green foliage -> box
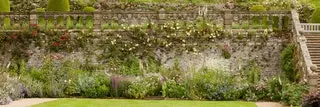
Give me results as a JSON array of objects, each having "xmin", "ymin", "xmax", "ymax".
[
  {"xmin": 83, "ymin": 6, "xmax": 95, "ymax": 12},
  {"xmin": 16, "ymin": 58, "xmax": 111, "ymax": 98},
  {"xmin": 242, "ymin": 61, "xmax": 261, "ymax": 84},
  {"xmin": 0, "ymin": 71, "xmax": 22, "ymax": 105},
  {"xmin": 82, "ymin": 75, "xmax": 110, "ymax": 98},
  {"xmin": 266, "ymin": 77, "xmax": 283, "ymax": 101},
  {"xmin": 0, "ymin": 0, "xmax": 10, "ymax": 30},
  {"xmin": 0, "ymin": 0, "xmax": 10, "ymax": 12},
  {"xmin": 162, "ymin": 80, "xmax": 186, "ymax": 98},
  {"xmin": 280, "ymin": 45, "xmax": 298, "ymax": 82},
  {"xmin": 127, "ymin": 79, "xmax": 149, "ymax": 99},
  {"xmin": 160, "ymin": 59, "xmax": 183, "ymax": 81},
  {"xmin": 298, "ymin": 3, "xmax": 314, "ymax": 23},
  {"xmin": 35, "ymin": 8, "xmax": 46, "ymax": 12},
  {"xmin": 70, "ymin": 0, "xmax": 96, "ymax": 11},
  {"xmin": 311, "ymin": 8, "xmax": 320, "ymax": 23},
  {"xmin": 11, "ymin": 0, "xmax": 47, "ymax": 12},
  {"xmin": 20, "ymin": 75, "xmax": 44, "ymax": 98},
  {"xmin": 108, "ymin": 56, "xmax": 142, "ymax": 76},
  {"xmin": 281, "ymin": 83, "xmax": 308, "ymax": 106},
  {"xmin": 186, "ymin": 68, "xmax": 241, "ymax": 100},
  {"xmin": 250, "ymin": 5, "xmax": 267, "ymax": 26},
  {"xmin": 47, "ymin": 0, "xmax": 70, "ymax": 12},
  {"xmin": 81, "ymin": 6, "xmax": 95, "ymax": 28},
  {"xmin": 127, "ymin": 75, "xmax": 161, "ymax": 99},
  {"xmin": 218, "ymin": 44, "xmax": 231, "ymax": 59},
  {"xmin": 250, "ymin": 5, "xmax": 266, "ymax": 11}
]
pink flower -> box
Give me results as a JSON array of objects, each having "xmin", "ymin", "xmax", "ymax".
[
  {"xmin": 53, "ymin": 42, "xmax": 59, "ymax": 47},
  {"xmin": 32, "ymin": 31, "xmax": 37, "ymax": 37},
  {"xmin": 10, "ymin": 35, "xmax": 17, "ymax": 39}
]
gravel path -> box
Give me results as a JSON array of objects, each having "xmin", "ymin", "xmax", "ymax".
[
  {"xmin": 0, "ymin": 98, "xmax": 56, "ymax": 107},
  {"xmin": 256, "ymin": 102, "xmax": 284, "ymax": 107}
]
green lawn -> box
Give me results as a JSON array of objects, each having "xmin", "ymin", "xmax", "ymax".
[{"xmin": 32, "ymin": 99, "xmax": 257, "ymax": 107}]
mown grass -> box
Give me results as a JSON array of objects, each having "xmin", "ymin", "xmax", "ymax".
[{"xmin": 32, "ymin": 99, "xmax": 257, "ymax": 107}]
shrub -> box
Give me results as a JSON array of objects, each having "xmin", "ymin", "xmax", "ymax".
[
  {"xmin": 250, "ymin": 5, "xmax": 267, "ymax": 27},
  {"xmin": 0, "ymin": 0, "xmax": 10, "ymax": 12},
  {"xmin": 81, "ymin": 74, "xmax": 110, "ymax": 98},
  {"xmin": 127, "ymin": 75, "xmax": 161, "ymax": 99},
  {"xmin": 266, "ymin": 77, "xmax": 283, "ymax": 101},
  {"xmin": 242, "ymin": 61, "xmax": 261, "ymax": 84},
  {"xmin": 20, "ymin": 75, "xmax": 44, "ymax": 98},
  {"xmin": 110, "ymin": 76, "xmax": 132, "ymax": 97},
  {"xmin": 82, "ymin": 6, "xmax": 95, "ymax": 28},
  {"xmin": 127, "ymin": 78, "xmax": 149, "ymax": 99},
  {"xmin": 250, "ymin": 5, "xmax": 266, "ymax": 11},
  {"xmin": 11, "ymin": 0, "xmax": 47, "ymax": 12},
  {"xmin": 302, "ymin": 91, "xmax": 320, "ymax": 107},
  {"xmin": 244, "ymin": 82, "xmax": 268, "ymax": 101},
  {"xmin": 0, "ymin": 0, "xmax": 10, "ymax": 29},
  {"xmin": 108, "ymin": 56, "xmax": 142, "ymax": 76},
  {"xmin": 47, "ymin": 0, "xmax": 70, "ymax": 12},
  {"xmin": 162, "ymin": 80, "xmax": 186, "ymax": 98},
  {"xmin": 0, "ymin": 72, "xmax": 23, "ymax": 105},
  {"xmin": 160, "ymin": 59, "xmax": 183, "ymax": 81},
  {"xmin": 83, "ymin": 6, "xmax": 95, "ymax": 12},
  {"xmin": 281, "ymin": 83, "xmax": 308, "ymax": 106},
  {"xmin": 35, "ymin": 8, "xmax": 45, "ymax": 12},
  {"xmin": 311, "ymin": 8, "xmax": 320, "ymax": 23},
  {"xmin": 47, "ymin": 0, "xmax": 70, "ymax": 28},
  {"xmin": 186, "ymin": 68, "xmax": 241, "ymax": 100},
  {"xmin": 280, "ymin": 45, "xmax": 298, "ymax": 82}
]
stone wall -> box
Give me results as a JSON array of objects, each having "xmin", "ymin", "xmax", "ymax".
[
  {"xmin": 24, "ymin": 32, "xmax": 287, "ymax": 78},
  {"xmin": 164, "ymin": 37, "xmax": 286, "ymax": 78}
]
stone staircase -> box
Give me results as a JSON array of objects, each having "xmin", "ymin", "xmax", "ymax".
[{"xmin": 305, "ymin": 33, "xmax": 320, "ymax": 89}]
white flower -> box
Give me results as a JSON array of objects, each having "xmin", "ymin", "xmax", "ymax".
[{"xmin": 135, "ymin": 44, "xmax": 139, "ymax": 47}]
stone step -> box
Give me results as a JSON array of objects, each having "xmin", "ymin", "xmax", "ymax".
[
  {"xmin": 307, "ymin": 40, "xmax": 320, "ymax": 43},
  {"xmin": 311, "ymin": 56, "xmax": 320, "ymax": 59},
  {"xmin": 309, "ymin": 53, "xmax": 320, "ymax": 56},
  {"xmin": 312, "ymin": 58, "xmax": 320, "ymax": 61},
  {"xmin": 308, "ymin": 49, "xmax": 320, "ymax": 52},
  {"xmin": 307, "ymin": 45, "xmax": 320, "ymax": 48},
  {"xmin": 312, "ymin": 61, "xmax": 320, "ymax": 64},
  {"xmin": 305, "ymin": 35, "xmax": 320, "ymax": 38}
]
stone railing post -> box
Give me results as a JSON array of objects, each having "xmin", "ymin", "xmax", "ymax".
[
  {"xmin": 93, "ymin": 12, "xmax": 101, "ymax": 31},
  {"xmin": 158, "ymin": 8, "xmax": 166, "ymax": 25},
  {"xmin": 292, "ymin": 9, "xmax": 319, "ymax": 91},
  {"xmin": 308, "ymin": 64, "xmax": 318, "ymax": 91},
  {"xmin": 224, "ymin": 10, "xmax": 233, "ymax": 30},
  {"xmin": 29, "ymin": 13, "xmax": 38, "ymax": 26}
]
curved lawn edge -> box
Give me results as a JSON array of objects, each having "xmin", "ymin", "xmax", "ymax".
[{"xmin": 31, "ymin": 99, "xmax": 257, "ymax": 107}]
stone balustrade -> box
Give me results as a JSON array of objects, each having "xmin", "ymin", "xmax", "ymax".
[
  {"xmin": 0, "ymin": 10, "xmax": 291, "ymax": 32},
  {"xmin": 291, "ymin": 10, "xmax": 318, "ymax": 91}
]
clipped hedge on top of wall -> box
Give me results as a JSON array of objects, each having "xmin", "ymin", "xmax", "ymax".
[
  {"xmin": 47, "ymin": 0, "xmax": 70, "ymax": 12},
  {"xmin": 0, "ymin": 0, "xmax": 10, "ymax": 12}
]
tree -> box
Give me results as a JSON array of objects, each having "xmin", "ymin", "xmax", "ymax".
[{"xmin": 311, "ymin": 8, "xmax": 320, "ymax": 23}]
